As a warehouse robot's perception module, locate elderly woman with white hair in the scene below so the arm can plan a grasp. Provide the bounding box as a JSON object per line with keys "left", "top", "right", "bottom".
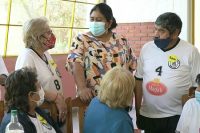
{"left": 84, "top": 66, "right": 135, "bottom": 133}
{"left": 15, "top": 17, "right": 66, "bottom": 123}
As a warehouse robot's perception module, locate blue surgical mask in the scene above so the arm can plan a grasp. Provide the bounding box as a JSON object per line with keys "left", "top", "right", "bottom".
{"left": 195, "top": 91, "right": 200, "bottom": 104}
{"left": 154, "top": 37, "right": 171, "bottom": 49}
{"left": 89, "top": 22, "right": 106, "bottom": 36}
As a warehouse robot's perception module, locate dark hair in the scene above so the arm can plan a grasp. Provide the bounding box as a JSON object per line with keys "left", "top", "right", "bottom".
{"left": 196, "top": 74, "right": 200, "bottom": 86}
{"left": 90, "top": 3, "right": 117, "bottom": 31}
{"left": 5, "top": 67, "right": 38, "bottom": 112}
{"left": 155, "top": 12, "right": 182, "bottom": 35}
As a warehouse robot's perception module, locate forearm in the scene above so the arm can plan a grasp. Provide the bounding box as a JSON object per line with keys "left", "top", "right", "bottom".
{"left": 134, "top": 79, "right": 143, "bottom": 115}
{"left": 73, "top": 62, "right": 87, "bottom": 91}
{"left": 44, "top": 89, "right": 66, "bottom": 122}
{"left": 44, "top": 90, "right": 60, "bottom": 102}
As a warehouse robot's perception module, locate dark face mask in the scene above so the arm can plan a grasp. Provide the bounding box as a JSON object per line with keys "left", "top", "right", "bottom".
{"left": 154, "top": 37, "right": 171, "bottom": 49}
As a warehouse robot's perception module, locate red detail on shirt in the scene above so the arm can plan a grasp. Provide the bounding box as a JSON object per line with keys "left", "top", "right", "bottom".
{"left": 146, "top": 81, "right": 167, "bottom": 96}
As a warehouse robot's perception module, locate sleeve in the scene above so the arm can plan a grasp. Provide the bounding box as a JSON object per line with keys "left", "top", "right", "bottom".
{"left": 135, "top": 47, "right": 144, "bottom": 79}
{"left": 176, "top": 100, "right": 193, "bottom": 133}
{"left": 65, "top": 34, "right": 85, "bottom": 73}
{"left": 190, "top": 47, "right": 200, "bottom": 87}
{"left": 15, "top": 52, "right": 35, "bottom": 70}
{"left": 112, "top": 119, "right": 134, "bottom": 133}
{"left": 120, "top": 35, "right": 137, "bottom": 71}
{"left": 0, "top": 56, "right": 8, "bottom": 75}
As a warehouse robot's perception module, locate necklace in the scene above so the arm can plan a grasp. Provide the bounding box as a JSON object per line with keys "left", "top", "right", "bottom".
{"left": 30, "top": 48, "right": 54, "bottom": 75}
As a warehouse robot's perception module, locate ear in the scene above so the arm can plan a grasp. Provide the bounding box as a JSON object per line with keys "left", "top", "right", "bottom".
{"left": 28, "top": 91, "right": 37, "bottom": 101}
{"left": 28, "top": 91, "right": 35, "bottom": 101}
{"left": 106, "top": 19, "right": 113, "bottom": 30}
{"left": 171, "top": 29, "right": 180, "bottom": 39}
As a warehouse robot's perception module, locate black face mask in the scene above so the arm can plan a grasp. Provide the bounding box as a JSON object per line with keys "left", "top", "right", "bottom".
{"left": 154, "top": 37, "right": 171, "bottom": 49}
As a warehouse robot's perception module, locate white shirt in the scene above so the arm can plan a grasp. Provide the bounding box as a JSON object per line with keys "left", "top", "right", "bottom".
{"left": 176, "top": 98, "right": 200, "bottom": 133}
{"left": 29, "top": 113, "right": 56, "bottom": 133}
{"left": 15, "top": 48, "right": 63, "bottom": 93}
{"left": 135, "top": 39, "right": 200, "bottom": 118}
{"left": 0, "top": 56, "right": 8, "bottom": 75}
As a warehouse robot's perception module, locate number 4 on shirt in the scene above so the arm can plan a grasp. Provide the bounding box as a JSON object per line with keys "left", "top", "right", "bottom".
{"left": 155, "top": 66, "right": 162, "bottom": 76}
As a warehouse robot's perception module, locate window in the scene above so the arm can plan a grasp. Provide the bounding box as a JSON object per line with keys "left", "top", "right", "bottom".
{"left": 0, "top": 0, "right": 103, "bottom": 56}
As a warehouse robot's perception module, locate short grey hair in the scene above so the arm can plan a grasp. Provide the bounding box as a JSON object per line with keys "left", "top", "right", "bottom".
{"left": 155, "top": 12, "right": 182, "bottom": 35}
{"left": 23, "top": 17, "right": 49, "bottom": 49}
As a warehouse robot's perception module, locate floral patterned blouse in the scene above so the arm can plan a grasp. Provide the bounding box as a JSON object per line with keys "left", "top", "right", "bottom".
{"left": 66, "top": 32, "right": 137, "bottom": 91}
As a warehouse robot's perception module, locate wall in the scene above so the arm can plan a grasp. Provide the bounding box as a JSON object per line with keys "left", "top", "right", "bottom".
{"left": 195, "top": 0, "right": 200, "bottom": 48}
{"left": 0, "top": 55, "right": 76, "bottom": 100}
{"left": 107, "top": 0, "right": 189, "bottom": 42}
{"left": 0, "top": 22, "right": 154, "bottom": 99}
{"left": 114, "top": 22, "right": 154, "bottom": 57}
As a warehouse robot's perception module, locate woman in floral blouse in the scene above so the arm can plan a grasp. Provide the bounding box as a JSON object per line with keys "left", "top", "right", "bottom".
{"left": 66, "top": 3, "right": 137, "bottom": 102}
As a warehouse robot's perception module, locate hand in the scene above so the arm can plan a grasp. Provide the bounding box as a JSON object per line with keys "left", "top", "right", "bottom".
{"left": 78, "top": 87, "right": 96, "bottom": 102}
{"left": 55, "top": 93, "right": 67, "bottom": 122}
{"left": 123, "top": 59, "right": 136, "bottom": 73}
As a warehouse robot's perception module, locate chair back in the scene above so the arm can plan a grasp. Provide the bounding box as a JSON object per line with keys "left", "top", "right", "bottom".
{"left": 0, "top": 100, "right": 57, "bottom": 123}
{"left": 66, "top": 97, "right": 89, "bottom": 133}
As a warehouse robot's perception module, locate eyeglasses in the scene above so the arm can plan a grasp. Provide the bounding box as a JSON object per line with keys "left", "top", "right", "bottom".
{"left": 40, "top": 30, "right": 53, "bottom": 38}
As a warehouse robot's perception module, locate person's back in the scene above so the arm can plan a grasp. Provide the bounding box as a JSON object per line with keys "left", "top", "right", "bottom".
{"left": 84, "top": 97, "right": 133, "bottom": 133}
{"left": 83, "top": 67, "right": 135, "bottom": 133}
{"left": 176, "top": 74, "right": 200, "bottom": 133}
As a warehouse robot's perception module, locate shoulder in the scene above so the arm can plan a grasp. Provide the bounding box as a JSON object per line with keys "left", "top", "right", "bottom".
{"left": 86, "top": 97, "right": 107, "bottom": 114}
{"left": 176, "top": 40, "right": 200, "bottom": 59}
{"left": 88, "top": 97, "right": 101, "bottom": 107}
{"left": 17, "top": 48, "right": 36, "bottom": 60}
{"left": 0, "top": 113, "right": 11, "bottom": 131}
{"left": 139, "top": 40, "right": 156, "bottom": 54}
{"left": 15, "top": 48, "right": 36, "bottom": 69}
{"left": 184, "top": 98, "right": 198, "bottom": 107}
{"left": 142, "top": 40, "right": 155, "bottom": 49}
{"left": 19, "top": 48, "right": 34, "bottom": 56}
{"left": 74, "top": 33, "right": 92, "bottom": 42}
{"left": 178, "top": 40, "right": 197, "bottom": 51}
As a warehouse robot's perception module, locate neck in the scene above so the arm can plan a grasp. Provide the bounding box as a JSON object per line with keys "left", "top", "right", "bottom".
{"left": 91, "top": 31, "right": 112, "bottom": 42}
{"left": 165, "top": 37, "right": 179, "bottom": 50}
{"left": 28, "top": 107, "right": 36, "bottom": 117}
{"left": 31, "top": 46, "right": 46, "bottom": 60}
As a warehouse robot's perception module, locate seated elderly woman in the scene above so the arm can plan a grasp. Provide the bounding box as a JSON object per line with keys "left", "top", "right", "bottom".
{"left": 84, "top": 66, "right": 135, "bottom": 133}
{"left": 176, "top": 74, "right": 200, "bottom": 133}
{"left": 0, "top": 67, "right": 62, "bottom": 133}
